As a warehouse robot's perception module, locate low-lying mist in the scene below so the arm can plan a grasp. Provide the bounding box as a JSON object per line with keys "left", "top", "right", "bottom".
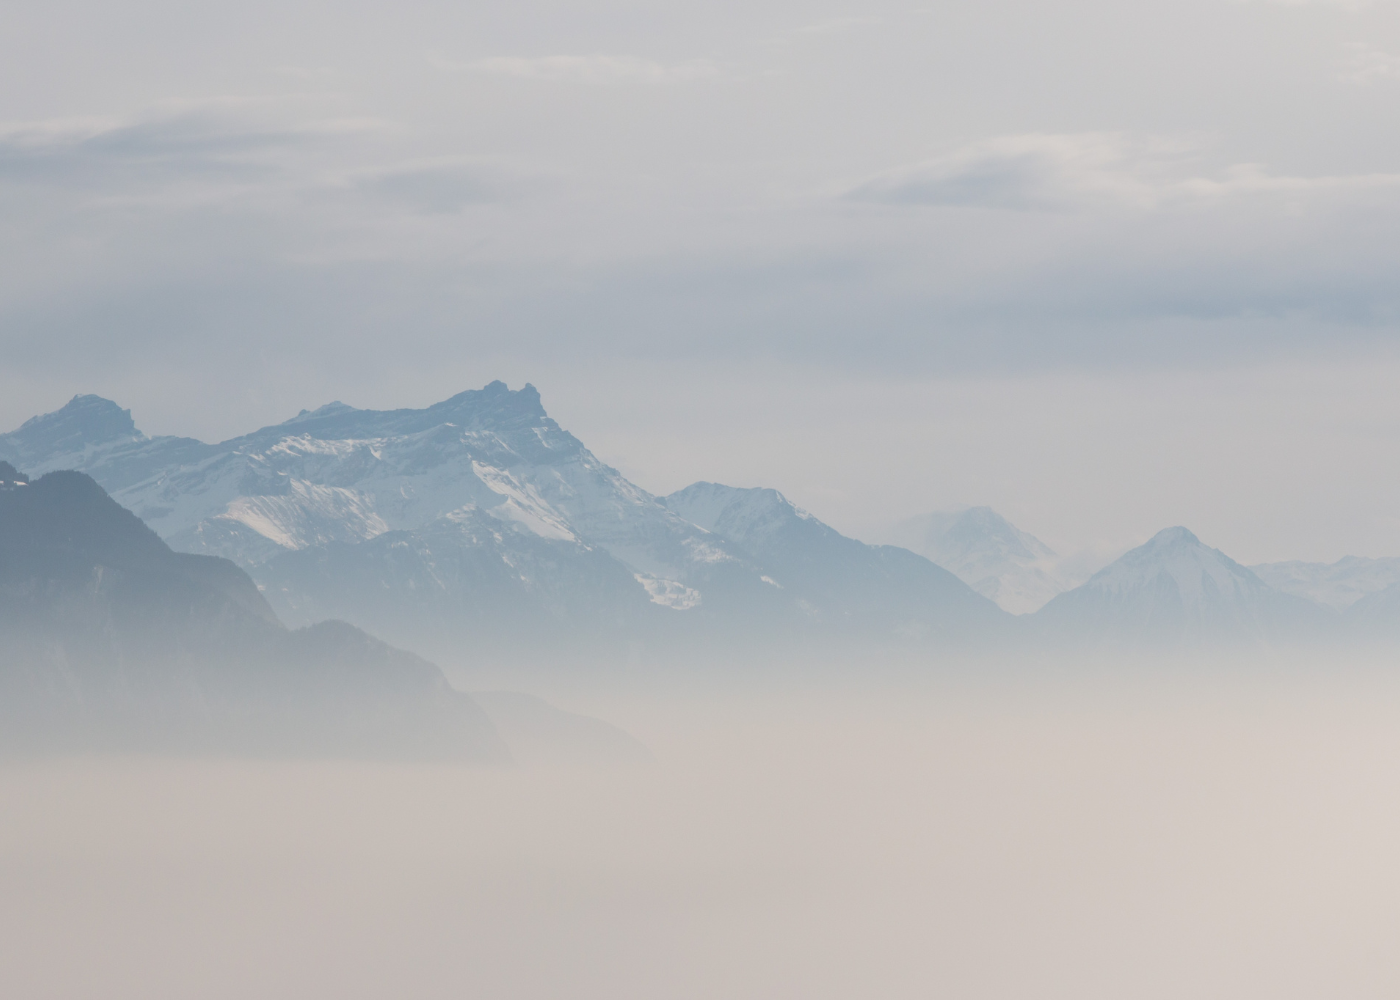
{"left": 4, "top": 655, "right": 1398, "bottom": 999}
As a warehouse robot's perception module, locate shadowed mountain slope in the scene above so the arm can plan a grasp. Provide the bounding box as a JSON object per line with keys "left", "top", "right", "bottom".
{"left": 472, "top": 691, "right": 653, "bottom": 766}
{"left": 0, "top": 470, "right": 507, "bottom": 760}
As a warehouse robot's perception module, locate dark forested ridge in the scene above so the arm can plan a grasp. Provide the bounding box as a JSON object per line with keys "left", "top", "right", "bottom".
{"left": 0, "top": 470, "right": 506, "bottom": 760}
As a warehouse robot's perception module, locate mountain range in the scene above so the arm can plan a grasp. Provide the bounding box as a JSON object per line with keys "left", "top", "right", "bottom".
{"left": 1249, "top": 556, "right": 1400, "bottom": 612}
{"left": 5, "top": 383, "right": 1399, "bottom": 659}
{"left": 0, "top": 386, "right": 1007, "bottom": 666}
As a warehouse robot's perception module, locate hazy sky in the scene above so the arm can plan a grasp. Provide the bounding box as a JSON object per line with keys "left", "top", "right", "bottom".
{"left": 3, "top": 0, "right": 1400, "bottom": 561}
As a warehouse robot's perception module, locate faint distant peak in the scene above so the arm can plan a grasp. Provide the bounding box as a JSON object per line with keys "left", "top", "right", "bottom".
{"left": 1095, "top": 527, "right": 1220, "bottom": 576}
{"left": 894, "top": 506, "right": 1055, "bottom": 563}
{"left": 959, "top": 505, "right": 1013, "bottom": 528}
{"left": 1078, "top": 525, "right": 1265, "bottom": 604}
{"left": 1, "top": 394, "right": 143, "bottom": 459}
{"left": 1144, "top": 526, "right": 1200, "bottom": 548}
{"left": 945, "top": 506, "right": 1054, "bottom": 555}
{"left": 883, "top": 506, "right": 1066, "bottom": 614}
{"left": 1250, "top": 553, "right": 1400, "bottom": 611}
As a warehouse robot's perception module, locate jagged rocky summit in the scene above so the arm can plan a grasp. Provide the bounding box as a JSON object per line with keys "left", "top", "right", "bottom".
{"left": 1, "top": 386, "right": 1008, "bottom": 664}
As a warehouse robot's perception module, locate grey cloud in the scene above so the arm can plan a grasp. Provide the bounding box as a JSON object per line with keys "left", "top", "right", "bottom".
{"left": 0, "top": 114, "right": 310, "bottom": 189}
{"left": 5, "top": 1, "right": 1400, "bottom": 394}
{"left": 847, "top": 133, "right": 1400, "bottom": 212}
{"left": 1237, "top": 0, "right": 1379, "bottom": 7}
{"left": 448, "top": 54, "right": 717, "bottom": 84}
{"left": 346, "top": 159, "right": 530, "bottom": 214}
{"left": 846, "top": 134, "right": 1174, "bottom": 211}
{"left": 1343, "top": 43, "right": 1400, "bottom": 82}
{"left": 0, "top": 110, "right": 531, "bottom": 223}
{"left": 794, "top": 17, "right": 884, "bottom": 35}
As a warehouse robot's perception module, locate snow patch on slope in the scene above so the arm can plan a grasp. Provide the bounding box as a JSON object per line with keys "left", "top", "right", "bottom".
{"left": 167, "top": 480, "right": 390, "bottom": 564}
{"left": 471, "top": 461, "right": 578, "bottom": 541}
{"left": 634, "top": 574, "right": 702, "bottom": 610}
{"left": 222, "top": 481, "right": 389, "bottom": 549}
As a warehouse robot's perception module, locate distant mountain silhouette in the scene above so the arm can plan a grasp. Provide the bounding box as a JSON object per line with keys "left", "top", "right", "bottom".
{"left": 663, "top": 482, "right": 1006, "bottom": 642}
{"left": 1250, "top": 556, "right": 1400, "bottom": 612}
{"left": 0, "top": 469, "right": 507, "bottom": 760}
{"left": 885, "top": 507, "right": 1072, "bottom": 614}
{"left": 1034, "top": 527, "right": 1334, "bottom": 649}
{"left": 1344, "top": 578, "right": 1400, "bottom": 639}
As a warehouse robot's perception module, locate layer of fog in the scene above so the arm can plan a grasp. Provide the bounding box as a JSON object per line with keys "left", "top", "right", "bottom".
{"left": 4, "top": 659, "right": 1399, "bottom": 999}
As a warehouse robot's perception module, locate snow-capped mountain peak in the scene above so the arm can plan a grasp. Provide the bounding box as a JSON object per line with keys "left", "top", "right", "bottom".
{"left": 1035, "top": 525, "right": 1331, "bottom": 646}
{"left": 939, "top": 507, "right": 1055, "bottom": 563}
{"left": 663, "top": 481, "right": 822, "bottom": 548}
{"left": 1081, "top": 526, "right": 1265, "bottom": 607}
{"left": 885, "top": 506, "right": 1069, "bottom": 614}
